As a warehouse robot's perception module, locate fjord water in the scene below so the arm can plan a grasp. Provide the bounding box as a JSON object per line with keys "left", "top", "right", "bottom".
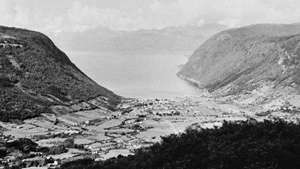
{"left": 67, "top": 51, "right": 200, "bottom": 98}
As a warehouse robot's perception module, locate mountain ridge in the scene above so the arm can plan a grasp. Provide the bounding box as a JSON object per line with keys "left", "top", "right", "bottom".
{"left": 178, "top": 23, "right": 300, "bottom": 99}
{"left": 53, "top": 24, "right": 227, "bottom": 53}
{"left": 0, "top": 26, "right": 120, "bottom": 122}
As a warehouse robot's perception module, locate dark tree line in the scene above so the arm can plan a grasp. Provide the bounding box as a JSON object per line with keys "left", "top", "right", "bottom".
{"left": 61, "top": 119, "right": 300, "bottom": 169}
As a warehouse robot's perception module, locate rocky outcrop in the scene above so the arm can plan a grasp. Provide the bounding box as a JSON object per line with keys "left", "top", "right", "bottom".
{"left": 0, "top": 26, "right": 120, "bottom": 122}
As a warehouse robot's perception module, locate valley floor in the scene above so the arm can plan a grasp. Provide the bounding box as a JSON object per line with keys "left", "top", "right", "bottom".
{"left": 0, "top": 95, "right": 299, "bottom": 168}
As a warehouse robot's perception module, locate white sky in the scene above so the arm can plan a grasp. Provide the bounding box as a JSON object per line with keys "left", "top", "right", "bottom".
{"left": 1, "top": 0, "right": 300, "bottom": 34}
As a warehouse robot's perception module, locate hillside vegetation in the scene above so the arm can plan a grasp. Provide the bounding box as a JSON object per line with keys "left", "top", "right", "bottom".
{"left": 178, "top": 24, "right": 300, "bottom": 96}
{"left": 0, "top": 26, "right": 120, "bottom": 122}
{"left": 61, "top": 120, "right": 300, "bottom": 169}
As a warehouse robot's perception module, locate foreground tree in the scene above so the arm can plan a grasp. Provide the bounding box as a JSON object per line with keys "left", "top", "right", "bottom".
{"left": 62, "top": 119, "right": 300, "bottom": 169}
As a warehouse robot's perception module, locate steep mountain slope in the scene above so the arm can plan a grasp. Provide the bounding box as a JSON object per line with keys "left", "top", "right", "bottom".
{"left": 0, "top": 26, "right": 120, "bottom": 122}
{"left": 53, "top": 24, "right": 227, "bottom": 53}
{"left": 178, "top": 24, "right": 300, "bottom": 98}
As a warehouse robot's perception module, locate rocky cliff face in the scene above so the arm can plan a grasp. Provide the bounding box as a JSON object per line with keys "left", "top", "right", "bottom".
{"left": 178, "top": 24, "right": 300, "bottom": 98}
{"left": 0, "top": 26, "right": 120, "bottom": 122}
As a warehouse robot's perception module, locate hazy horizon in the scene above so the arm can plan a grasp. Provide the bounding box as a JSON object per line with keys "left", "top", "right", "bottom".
{"left": 1, "top": 0, "right": 300, "bottom": 35}
{"left": 2, "top": 0, "right": 300, "bottom": 98}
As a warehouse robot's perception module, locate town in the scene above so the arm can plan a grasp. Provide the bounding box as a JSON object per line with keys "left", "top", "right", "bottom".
{"left": 0, "top": 94, "right": 299, "bottom": 168}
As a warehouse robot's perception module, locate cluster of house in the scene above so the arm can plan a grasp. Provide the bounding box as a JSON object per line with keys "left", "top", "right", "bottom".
{"left": 0, "top": 40, "right": 23, "bottom": 49}
{"left": 0, "top": 155, "right": 60, "bottom": 169}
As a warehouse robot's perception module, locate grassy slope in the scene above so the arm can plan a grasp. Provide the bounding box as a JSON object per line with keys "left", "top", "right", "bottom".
{"left": 0, "top": 26, "right": 120, "bottom": 122}
{"left": 178, "top": 24, "right": 300, "bottom": 95}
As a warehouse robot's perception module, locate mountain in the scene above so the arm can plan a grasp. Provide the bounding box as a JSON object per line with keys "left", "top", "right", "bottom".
{"left": 53, "top": 24, "right": 227, "bottom": 53}
{"left": 0, "top": 26, "right": 120, "bottom": 122}
{"left": 178, "top": 24, "right": 300, "bottom": 99}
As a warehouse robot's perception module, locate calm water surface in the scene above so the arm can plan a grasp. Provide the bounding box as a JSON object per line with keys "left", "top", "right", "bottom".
{"left": 67, "top": 51, "right": 200, "bottom": 98}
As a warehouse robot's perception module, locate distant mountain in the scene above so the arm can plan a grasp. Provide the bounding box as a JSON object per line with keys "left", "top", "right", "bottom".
{"left": 53, "top": 24, "right": 227, "bottom": 53}
{"left": 0, "top": 26, "right": 120, "bottom": 122}
{"left": 178, "top": 24, "right": 300, "bottom": 97}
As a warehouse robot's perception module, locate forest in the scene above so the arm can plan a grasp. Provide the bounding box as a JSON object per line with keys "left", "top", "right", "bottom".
{"left": 61, "top": 119, "right": 300, "bottom": 169}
